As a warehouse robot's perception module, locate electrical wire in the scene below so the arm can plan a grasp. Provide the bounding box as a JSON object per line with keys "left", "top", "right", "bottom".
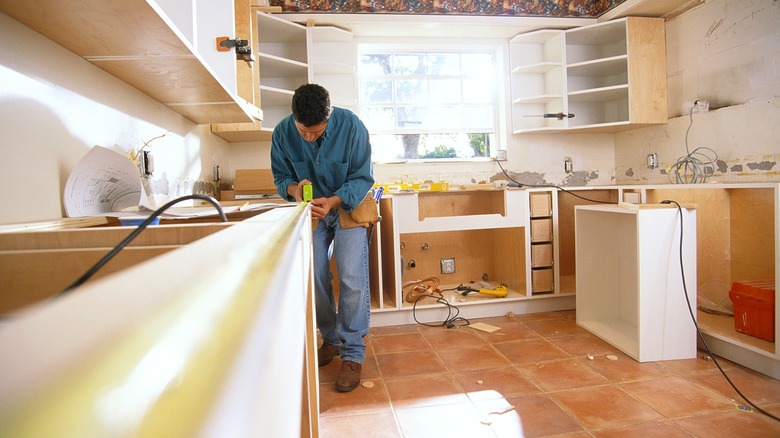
{"left": 404, "top": 277, "right": 470, "bottom": 328}
{"left": 58, "top": 194, "right": 227, "bottom": 296}
{"left": 662, "top": 199, "right": 780, "bottom": 422}
{"left": 495, "top": 159, "right": 618, "bottom": 205}
{"left": 667, "top": 102, "right": 719, "bottom": 184}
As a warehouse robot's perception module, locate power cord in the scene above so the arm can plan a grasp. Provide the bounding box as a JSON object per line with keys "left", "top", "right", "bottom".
{"left": 58, "top": 194, "right": 227, "bottom": 296}
{"left": 662, "top": 199, "right": 780, "bottom": 422}
{"left": 667, "top": 102, "right": 719, "bottom": 184}
{"left": 404, "top": 277, "right": 470, "bottom": 328}
{"left": 496, "top": 159, "right": 618, "bottom": 205}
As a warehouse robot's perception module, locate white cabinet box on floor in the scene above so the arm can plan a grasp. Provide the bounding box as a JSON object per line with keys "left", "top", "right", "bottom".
{"left": 575, "top": 204, "right": 697, "bottom": 362}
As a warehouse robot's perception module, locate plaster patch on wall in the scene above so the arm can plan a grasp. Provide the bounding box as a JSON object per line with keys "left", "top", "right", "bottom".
{"left": 716, "top": 160, "right": 729, "bottom": 173}
{"left": 498, "top": 170, "right": 548, "bottom": 186}
{"left": 564, "top": 171, "right": 599, "bottom": 187}
{"left": 625, "top": 168, "right": 635, "bottom": 177}
{"left": 730, "top": 164, "right": 744, "bottom": 172}
{"left": 746, "top": 160, "right": 776, "bottom": 171}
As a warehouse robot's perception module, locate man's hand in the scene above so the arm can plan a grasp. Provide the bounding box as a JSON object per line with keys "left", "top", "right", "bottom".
{"left": 289, "top": 179, "right": 312, "bottom": 202}
{"left": 310, "top": 195, "right": 342, "bottom": 220}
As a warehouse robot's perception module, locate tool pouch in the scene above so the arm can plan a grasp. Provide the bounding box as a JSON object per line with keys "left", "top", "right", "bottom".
{"left": 338, "top": 192, "right": 379, "bottom": 229}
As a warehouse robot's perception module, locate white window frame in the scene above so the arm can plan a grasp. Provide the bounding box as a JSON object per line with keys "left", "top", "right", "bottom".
{"left": 356, "top": 42, "right": 506, "bottom": 162}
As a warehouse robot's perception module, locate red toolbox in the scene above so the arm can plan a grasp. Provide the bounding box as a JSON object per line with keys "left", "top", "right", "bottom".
{"left": 729, "top": 280, "right": 775, "bottom": 342}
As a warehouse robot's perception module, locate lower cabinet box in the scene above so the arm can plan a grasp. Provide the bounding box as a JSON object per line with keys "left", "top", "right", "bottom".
{"left": 729, "top": 280, "right": 775, "bottom": 342}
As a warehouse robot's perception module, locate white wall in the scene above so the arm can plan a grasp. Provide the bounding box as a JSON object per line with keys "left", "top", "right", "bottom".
{"left": 0, "top": 12, "right": 232, "bottom": 224}
{"left": 615, "top": 0, "right": 780, "bottom": 184}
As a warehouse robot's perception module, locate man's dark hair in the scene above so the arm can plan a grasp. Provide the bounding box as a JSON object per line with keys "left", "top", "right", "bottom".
{"left": 292, "top": 84, "right": 332, "bottom": 127}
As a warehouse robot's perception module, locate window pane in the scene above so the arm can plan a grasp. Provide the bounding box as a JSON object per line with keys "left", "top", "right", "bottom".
{"left": 393, "top": 54, "right": 426, "bottom": 75}
{"left": 358, "top": 54, "right": 392, "bottom": 75}
{"left": 430, "top": 79, "right": 462, "bottom": 103}
{"left": 463, "top": 105, "right": 493, "bottom": 129}
{"left": 428, "top": 53, "right": 460, "bottom": 75}
{"left": 363, "top": 106, "right": 396, "bottom": 130}
{"left": 428, "top": 105, "right": 463, "bottom": 128}
{"left": 361, "top": 80, "right": 393, "bottom": 103}
{"left": 395, "top": 106, "right": 426, "bottom": 128}
{"left": 462, "top": 78, "right": 493, "bottom": 103}
{"left": 395, "top": 80, "right": 427, "bottom": 103}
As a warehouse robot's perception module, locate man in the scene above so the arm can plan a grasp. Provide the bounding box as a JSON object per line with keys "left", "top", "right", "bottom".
{"left": 270, "top": 84, "right": 374, "bottom": 392}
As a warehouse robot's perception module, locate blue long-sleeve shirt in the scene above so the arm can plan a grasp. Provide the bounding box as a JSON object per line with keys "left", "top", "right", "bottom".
{"left": 270, "top": 107, "right": 374, "bottom": 211}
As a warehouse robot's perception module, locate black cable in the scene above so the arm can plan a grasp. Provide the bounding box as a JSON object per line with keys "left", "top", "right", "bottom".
{"left": 411, "top": 292, "right": 470, "bottom": 329}
{"left": 496, "top": 159, "right": 618, "bottom": 205}
{"left": 662, "top": 199, "right": 780, "bottom": 422}
{"left": 58, "top": 194, "right": 227, "bottom": 296}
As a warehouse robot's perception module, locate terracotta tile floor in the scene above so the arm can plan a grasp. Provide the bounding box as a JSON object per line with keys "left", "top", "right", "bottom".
{"left": 317, "top": 310, "right": 780, "bottom": 437}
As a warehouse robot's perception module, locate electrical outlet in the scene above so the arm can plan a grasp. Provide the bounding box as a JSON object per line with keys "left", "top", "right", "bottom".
{"left": 647, "top": 152, "right": 658, "bottom": 169}
{"left": 564, "top": 157, "right": 573, "bottom": 174}
{"left": 693, "top": 100, "right": 710, "bottom": 113}
{"left": 440, "top": 258, "right": 455, "bottom": 274}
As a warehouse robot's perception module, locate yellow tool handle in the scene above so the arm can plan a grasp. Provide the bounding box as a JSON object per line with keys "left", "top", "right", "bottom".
{"left": 478, "top": 285, "right": 507, "bottom": 298}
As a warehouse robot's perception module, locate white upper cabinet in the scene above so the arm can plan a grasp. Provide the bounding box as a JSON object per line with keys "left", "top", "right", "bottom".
{"left": 509, "top": 29, "right": 567, "bottom": 132}
{"left": 212, "top": 13, "right": 358, "bottom": 143}
{"left": 309, "top": 26, "right": 357, "bottom": 111}
{"left": 0, "top": 0, "right": 258, "bottom": 124}
{"left": 511, "top": 17, "right": 667, "bottom": 133}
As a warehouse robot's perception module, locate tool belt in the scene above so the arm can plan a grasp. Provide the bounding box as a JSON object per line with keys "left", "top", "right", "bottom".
{"left": 338, "top": 192, "right": 379, "bottom": 229}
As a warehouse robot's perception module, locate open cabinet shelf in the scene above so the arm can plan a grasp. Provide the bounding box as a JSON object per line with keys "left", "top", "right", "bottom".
{"left": 510, "top": 17, "right": 667, "bottom": 133}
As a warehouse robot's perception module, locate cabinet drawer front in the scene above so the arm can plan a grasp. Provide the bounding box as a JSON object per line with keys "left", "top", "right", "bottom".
{"left": 532, "top": 268, "right": 554, "bottom": 292}
{"left": 531, "top": 243, "right": 553, "bottom": 267}
{"left": 531, "top": 218, "right": 553, "bottom": 242}
{"left": 529, "top": 192, "right": 552, "bottom": 217}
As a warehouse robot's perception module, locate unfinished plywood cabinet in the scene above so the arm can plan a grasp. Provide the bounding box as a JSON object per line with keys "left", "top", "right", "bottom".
{"left": 642, "top": 183, "right": 779, "bottom": 378}
{"left": 372, "top": 189, "right": 575, "bottom": 327}
{"left": 511, "top": 17, "right": 667, "bottom": 133}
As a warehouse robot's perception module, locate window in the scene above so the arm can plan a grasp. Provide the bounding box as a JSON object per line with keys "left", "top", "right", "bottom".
{"left": 358, "top": 46, "right": 500, "bottom": 162}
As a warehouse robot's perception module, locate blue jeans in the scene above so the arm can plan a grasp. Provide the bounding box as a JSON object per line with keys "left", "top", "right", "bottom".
{"left": 312, "top": 209, "right": 371, "bottom": 364}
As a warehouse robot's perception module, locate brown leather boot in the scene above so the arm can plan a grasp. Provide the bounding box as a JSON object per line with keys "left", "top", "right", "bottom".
{"left": 336, "top": 360, "right": 362, "bottom": 392}
{"left": 317, "top": 342, "right": 340, "bottom": 367}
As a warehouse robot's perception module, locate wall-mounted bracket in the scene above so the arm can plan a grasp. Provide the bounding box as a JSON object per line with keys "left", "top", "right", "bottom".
{"left": 216, "top": 36, "right": 255, "bottom": 66}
